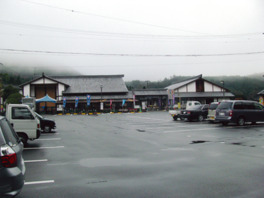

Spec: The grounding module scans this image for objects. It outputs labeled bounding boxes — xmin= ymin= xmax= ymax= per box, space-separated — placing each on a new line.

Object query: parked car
xmin=5 ymin=104 xmax=41 ymax=145
xmin=215 ymin=100 xmax=264 ymax=126
xmin=0 ymin=116 xmax=26 ymax=197
xmin=207 ymin=102 xmax=220 ymax=122
xmin=185 ymin=101 xmax=201 ymax=110
xmin=35 ymin=112 xmax=56 ymax=133
xmin=180 ymin=104 xmax=209 ymax=121
xmin=169 ymin=105 xmax=182 ymax=121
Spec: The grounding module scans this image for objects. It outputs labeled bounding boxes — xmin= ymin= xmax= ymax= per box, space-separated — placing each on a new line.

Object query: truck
xmin=5 ymin=104 xmax=41 ymax=145
xmin=21 ymin=97 xmax=36 ymax=111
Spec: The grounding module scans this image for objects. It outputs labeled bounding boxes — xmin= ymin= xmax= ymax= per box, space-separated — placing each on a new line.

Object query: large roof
xmin=52 ymin=75 xmax=128 ymax=94
xmin=174 ymin=92 xmax=235 ymax=98
xmin=133 ymin=89 xmax=167 ymax=96
xmin=165 ymin=74 xmax=202 ymax=90
xmin=258 ymin=90 xmax=264 ymax=95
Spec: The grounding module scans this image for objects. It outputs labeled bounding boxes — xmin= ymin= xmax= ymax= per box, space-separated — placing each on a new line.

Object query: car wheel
xmin=173 ymin=115 xmax=178 ymax=121
xmin=237 ymin=117 xmax=245 ymax=126
xmin=198 ymin=115 xmax=203 ymax=122
xmin=44 ymin=126 xmax=51 ymax=133
xmin=222 ymin=122 xmax=228 ymax=126
xmin=18 ymin=134 xmax=28 ymax=146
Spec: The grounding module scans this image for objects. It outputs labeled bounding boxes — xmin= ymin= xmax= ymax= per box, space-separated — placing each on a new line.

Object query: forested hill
xmin=126 ymin=75 xmax=264 ymax=100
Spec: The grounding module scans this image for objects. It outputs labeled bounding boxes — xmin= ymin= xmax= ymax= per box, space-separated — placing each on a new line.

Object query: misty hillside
xmin=0 ymin=64 xmax=80 ymax=79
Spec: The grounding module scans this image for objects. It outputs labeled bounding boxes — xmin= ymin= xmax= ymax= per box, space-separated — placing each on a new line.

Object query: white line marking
xmin=24 ymin=146 xmax=64 ymax=150
xmin=25 ymin=180 xmax=54 ymax=185
xmin=37 ymin=138 xmax=61 ymax=141
xmin=25 ymin=159 xmax=48 ymax=163
xmin=41 ymin=133 xmax=60 ymax=135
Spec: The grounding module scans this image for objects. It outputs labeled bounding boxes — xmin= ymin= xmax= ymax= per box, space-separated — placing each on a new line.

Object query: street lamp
xmin=220 ymin=81 xmax=225 ymax=97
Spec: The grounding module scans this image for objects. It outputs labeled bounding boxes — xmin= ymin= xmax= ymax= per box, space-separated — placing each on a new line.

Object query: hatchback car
xmin=35 ymin=112 xmax=56 ymax=133
xmin=215 ymin=100 xmax=264 ymax=126
xmin=0 ymin=116 xmax=25 ymax=197
xmin=180 ymin=104 xmax=209 ymax=122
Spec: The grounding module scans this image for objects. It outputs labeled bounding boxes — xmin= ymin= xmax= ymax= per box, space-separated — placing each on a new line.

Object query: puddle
xmin=190 ymin=140 xmax=209 ymax=144
xmin=137 ymin=129 xmax=146 ymax=132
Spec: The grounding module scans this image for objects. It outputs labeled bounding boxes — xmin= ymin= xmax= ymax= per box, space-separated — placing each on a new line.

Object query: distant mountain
xmin=0 ymin=64 xmax=80 ymax=78
xmin=247 ymin=72 xmax=264 ymax=79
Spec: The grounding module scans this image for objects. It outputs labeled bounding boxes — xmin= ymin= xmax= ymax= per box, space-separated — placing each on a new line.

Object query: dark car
xmin=0 ymin=116 xmax=26 ymax=197
xmin=180 ymin=104 xmax=209 ymax=121
xmin=215 ymin=100 xmax=264 ymax=126
xmin=35 ymin=112 xmax=56 ymax=133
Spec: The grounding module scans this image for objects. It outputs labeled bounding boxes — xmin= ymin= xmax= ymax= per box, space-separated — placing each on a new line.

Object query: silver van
xmin=215 ymin=100 xmax=264 ymax=126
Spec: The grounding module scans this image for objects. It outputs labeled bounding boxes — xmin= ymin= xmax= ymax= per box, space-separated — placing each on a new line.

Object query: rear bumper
xmin=215 ymin=116 xmax=232 ymax=123
xmin=37 ymin=129 xmax=41 ymax=138
xmin=0 ymin=166 xmax=25 ymax=197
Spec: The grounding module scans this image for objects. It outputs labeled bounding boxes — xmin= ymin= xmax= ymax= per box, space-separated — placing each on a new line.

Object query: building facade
xmin=20 ymin=74 xmax=134 ymax=114
xmin=19 ymin=74 xmax=235 ymax=114
xmin=165 ymin=74 xmax=234 ymax=108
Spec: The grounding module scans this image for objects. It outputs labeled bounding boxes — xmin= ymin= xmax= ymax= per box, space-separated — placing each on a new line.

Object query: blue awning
xmin=36 ymin=95 xmax=56 ymax=103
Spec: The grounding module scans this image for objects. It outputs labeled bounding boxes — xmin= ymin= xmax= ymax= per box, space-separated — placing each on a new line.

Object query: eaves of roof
xmin=19 ymin=74 xmax=70 ymax=87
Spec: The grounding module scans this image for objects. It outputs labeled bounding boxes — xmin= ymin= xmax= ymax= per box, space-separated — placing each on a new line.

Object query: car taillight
xmin=1 ymin=145 xmax=17 ymax=168
xmin=229 ymin=110 xmax=233 ymax=117
xmin=187 ymin=111 xmax=191 ymax=115
xmin=37 ymin=123 xmax=40 ymax=128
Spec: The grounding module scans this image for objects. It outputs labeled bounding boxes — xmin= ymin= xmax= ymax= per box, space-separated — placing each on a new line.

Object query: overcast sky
xmin=0 ymin=0 xmax=264 ymax=81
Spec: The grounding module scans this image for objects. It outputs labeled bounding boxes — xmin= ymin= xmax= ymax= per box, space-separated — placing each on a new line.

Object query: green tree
xmin=6 ymin=92 xmax=23 ymax=104
xmin=3 ymin=85 xmax=19 ymax=101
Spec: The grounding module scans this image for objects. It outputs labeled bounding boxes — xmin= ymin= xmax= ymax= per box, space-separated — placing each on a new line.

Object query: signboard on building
xmin=167 ymin=89 xmax=175 ymax=100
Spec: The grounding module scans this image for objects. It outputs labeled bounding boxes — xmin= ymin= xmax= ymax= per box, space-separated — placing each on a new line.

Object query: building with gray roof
xmin=19 ymin=73 xmax=235 ymax=113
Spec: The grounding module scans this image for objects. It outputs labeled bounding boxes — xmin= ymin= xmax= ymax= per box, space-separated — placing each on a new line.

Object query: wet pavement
xmin=18 ymin=112 xmax=264 ymax=198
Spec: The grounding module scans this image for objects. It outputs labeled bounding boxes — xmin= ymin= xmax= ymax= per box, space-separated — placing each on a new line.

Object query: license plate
xmin=219 ymin=112 xmax=225 ymax=116
xmin=210 ymin=116 xmax=215 ymax=120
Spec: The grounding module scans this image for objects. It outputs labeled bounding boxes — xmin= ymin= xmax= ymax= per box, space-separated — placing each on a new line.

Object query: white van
xmin=186 ymin=101 xmax=201 ymax=110
xmin=5 ymin=104 xmax=41 ymax=144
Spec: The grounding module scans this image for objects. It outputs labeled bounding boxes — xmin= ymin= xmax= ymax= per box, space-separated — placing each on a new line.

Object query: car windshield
xmin=34 ymin=112 xmax=43 ymax=119
xmin=209 ymin=103 xmax=218 ymax=110
xmin=217 ymin=102 xmax=233 ymax=110
xmin=189 ymin=105 xmax=202 ymax=110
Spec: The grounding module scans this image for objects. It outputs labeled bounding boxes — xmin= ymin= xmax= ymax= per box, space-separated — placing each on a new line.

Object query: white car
xmin=207 ymin=102 xmax=220 ymax=122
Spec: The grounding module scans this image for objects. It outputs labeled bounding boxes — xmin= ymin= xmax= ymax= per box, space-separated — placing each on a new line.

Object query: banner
xmin=75 ymin=97 xmax=79 ymax=108
xmin=63 ymin=97 xmax=66 ymax=108
xmin=167 ymin=89 xmax=174 ymax=100
xmin=87 ymin=95 xmax=91 ymax=106
xmin=260 ymin=96 xmax=264 ymax=105
xmin=110 ymin=100 xmax=113 ymax=109
xmin=122 ymin=99 xmax=126 ymax=107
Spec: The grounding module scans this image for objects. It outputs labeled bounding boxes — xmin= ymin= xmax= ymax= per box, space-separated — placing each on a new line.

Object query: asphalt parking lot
xmin=17 ymin=111 xmax=264 ymax=198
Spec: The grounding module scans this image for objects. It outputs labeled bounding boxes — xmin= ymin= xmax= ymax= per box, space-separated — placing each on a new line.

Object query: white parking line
xmin=25 ymin=180 xmax=55 ymax=185
xmin=25 ymin=159 xmax=48 ymax=163
xmin=41 ymin=133 xmax=60 ymax=135
xmin=24 ymin=146 xmax=64 ymax=150
xmin=37 ymin=138 xmax=61 ymax=141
